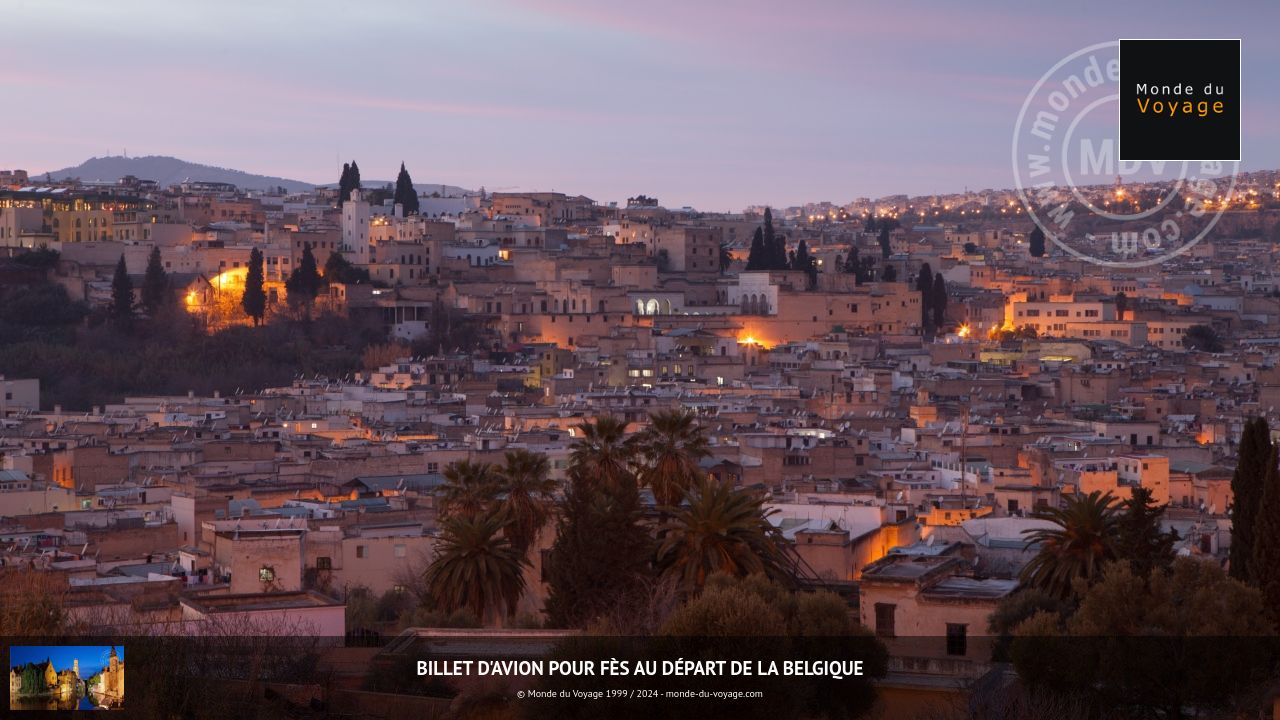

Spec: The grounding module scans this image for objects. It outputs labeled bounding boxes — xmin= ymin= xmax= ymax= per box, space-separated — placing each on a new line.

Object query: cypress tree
xmin=1254 ymin=443 xmax=1280 ymax=618
xmin=285 ymin=242 xmax=323 ymax=306
xmin=931 ymin=274 xmax=948 ymax=327
xmin=349 ymin=160 xmax=361 ymax=195
xmin=338 ymin=162 xmax=352 ymax=203
xmin=882 ymin=263 xmax=898 ymax=282
xmin=763 ymin=208 xmax=784 ymax=270
xmin=544 ymin=475 xmax=653 ymax=628
xmin=746 ymin=227 xmax=765 ymax=271
xmin=109 ymin=254 xmax=133 ymax=321
xmin=393 ymin=162 xmax=420 ymax=215
xmin=878 ymin=225 xmax=891 ymax=259
xmin=1231 ymin=417 xmax=1273 ymax=582
xmin=1029 ymin=226 xmax=1046 ymax=257
xmin=242 ymin=247 xmax=266 ymax=325
xmin=916 ymin=263 xmax=934 ymax=330
xmin=141 ymin=245 xmax=169 ymax=314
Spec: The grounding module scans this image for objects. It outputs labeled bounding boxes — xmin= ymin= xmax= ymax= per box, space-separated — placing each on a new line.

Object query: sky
xmin=3 ymin=0 xmax=1277 ymax=210
xmin=10 ymin=645 xmax=123 ymax=678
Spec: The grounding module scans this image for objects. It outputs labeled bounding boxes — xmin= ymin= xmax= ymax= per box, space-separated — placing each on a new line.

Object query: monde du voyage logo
xmin=1012 ymin=39 xmax=1241 ymax=267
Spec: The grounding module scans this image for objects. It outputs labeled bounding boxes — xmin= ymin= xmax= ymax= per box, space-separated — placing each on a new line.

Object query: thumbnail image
xmin=9 ymin=646 xmax=124 ymax=711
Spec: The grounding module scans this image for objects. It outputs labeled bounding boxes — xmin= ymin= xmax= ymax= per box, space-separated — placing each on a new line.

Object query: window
xmin=946 ymin=623 xmax=968 ymax=656
xmin=874 ymin=603 xmax=896 ymax=638
xmin=394 ymin=544 xmax=406 ymax=558
xmin=259 ymin=566 xmax=275 ymax=583
xmin=356 ymin=545 xmax=366 ymax=559
xmin=316 ymin=556 xmax=332 ymax=570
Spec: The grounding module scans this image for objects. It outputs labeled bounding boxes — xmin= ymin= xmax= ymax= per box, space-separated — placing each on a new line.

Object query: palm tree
xmin=568 ymin=416 xmax=637 ymax=496
xmin=1020 ymin=490 xmax=1121 ymax=599
xmin=636 ymin=409 xmax=710 ymax=508
xmin=495 ymin=448 xmax=557 ymax=554
xmin=438 ymin=460 xmax=499 ymax=519
xmin=425 ymin=510 xmax=528 ymax=622
xmin=656 ymin=478 xmax=788 ymax=593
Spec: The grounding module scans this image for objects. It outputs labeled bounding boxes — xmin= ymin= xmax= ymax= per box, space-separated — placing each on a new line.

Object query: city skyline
xmin=6 ymin=0 xmax=1279 ymax=210
xmin=9 ymin=646 xmax=123 ymax=679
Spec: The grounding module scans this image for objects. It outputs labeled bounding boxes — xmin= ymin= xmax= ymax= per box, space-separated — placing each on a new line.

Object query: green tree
xmin=567 ymin=416 xmax=637 ymax=496
xmin=285 ymin=242 xmax=323 ymax=306
xmin=495 ymin=448 xmax=557 ymax=555
xmin=718 ymin=243 xmax=733 ymax=273
xmin=745 ymin=227 xmax=766 ymax=271
xmin=931 ymin=273 xmax=948 ymax=328
xmin=544 ymin=470 xmax=653 ymax=628
xmin=141 ymin=246 xmax=169 ymax=314
xmin=424 ymin=510 xmax=528 ymax=622
xmin=1231 ymin=416 xmax=1271 ymax=582
xmin=438 ymin=459 xmax=499 ymax=520
xmin=635 ymin=409 xmax=709 ymax=508
xmin=109 ymin=254 xmax=133 ymax=322
xmin=1029 ymin=225 xmax=1046 ymax=257
xmin=1183 ymin=324 xmax=1224 ymax=352
xmin=393 ymin=162 xmax=420 ymax=215
xmin=881 ymin=263 xmax=897 ymax=282
xmin=656 ymin=478 xmax=789 ymax=594
xmin=241 ymin=247 xmax=266 ymax=326
xmin=338 ymin=160 xmax=362 ymax=203
xmin=963 ymin=241 xmax=978 ymax=254
xmin=1114 ymin=486 xmax=1177 ymax=578
xmin=1020 ymin=491 xmax=1120 ymax=599
xmin=323 ymin=250 xmax=371 ymax=285
xmin=1011 ymin=560 xmax=1276 ymax=719
xmin=916 ymin=263 xmax=934 ymax=330
xmin=878 ymin=225 xmax=891 ymax=259
xmin=1252 ymin=443 xmax=1280 ymax=617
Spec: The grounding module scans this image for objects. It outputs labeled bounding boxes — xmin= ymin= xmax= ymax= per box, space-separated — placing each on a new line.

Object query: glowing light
xmin=957 ymin=324 xmax=972 ymax=338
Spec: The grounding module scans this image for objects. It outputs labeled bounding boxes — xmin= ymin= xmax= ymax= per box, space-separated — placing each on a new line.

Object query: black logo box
xmin=1119 ymin=39 xmax=1241 ymax=162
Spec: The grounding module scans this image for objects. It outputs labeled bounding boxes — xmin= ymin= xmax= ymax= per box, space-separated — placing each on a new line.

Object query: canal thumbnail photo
xmin=9 ymin=645 xmax=124 ymax=711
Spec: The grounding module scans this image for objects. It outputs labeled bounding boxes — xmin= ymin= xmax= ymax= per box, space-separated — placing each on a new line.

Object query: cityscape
xmin=4 ymin=2 xmax=1280 ymax=719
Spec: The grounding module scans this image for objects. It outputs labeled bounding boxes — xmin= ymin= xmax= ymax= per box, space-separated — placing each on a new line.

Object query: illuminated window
xmin=259 ymin=566 xmax=275 ymax=582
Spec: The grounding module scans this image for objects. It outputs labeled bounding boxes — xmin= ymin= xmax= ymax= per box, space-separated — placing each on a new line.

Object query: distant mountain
xmin=42 ymin=155 xmax=474 ymax=197
xmin=43 ymin=155 xmax=316 ymax=193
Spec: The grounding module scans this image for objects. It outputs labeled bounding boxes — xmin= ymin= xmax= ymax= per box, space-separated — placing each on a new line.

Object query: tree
xmin=438 ymin=460 xmax=500 ymax=520
xmin=1230 ymin=416 xmax=1271 ymax=582
xmin=1011 ymin=560 xmax=1275 ymax=719
xmin=1114 ymin=291 xmax=1128 ymax=318
xmin=881 ymin=263 xmax=897 ymax=282
xmin=424 ymin=510 xmax=528 ymax=622
xmin=285 ymin=242 xmax=323 ymax=306
xmin=495 ymin=449 xmax=557 ymax=555
xmin=635 ymin=409 xmax=709 ymax=508
xmin=1029 ymin=225 xmax=1046 ymax=257
xmin=916 ymin=263 xmax=934 ymax=330
xmin=109 ymin=254 xmax=133 ymax=322
xmin=141 ymin=246 xmax=169 ymax=314
xmin=763 ymin=207 xmax=786 ymax=270
xmin=963 ymin=241 xmax=978 ymax=254
xmin=1020 ymin=491 xmax=1120 ymax=599
xmin=338 ymin=160 xmax=362 ymax=203
xmin=544 ymin=470 xmax=653 ymax=628
xmin=1252 ymin=443 xmax=1280 ymax=617
xmin=1183 ymin=324 xmax=1224 ymax=352
xmin=745 ymin=227 xmax=766 ymax=271
xmin=323 ymin=250 xmax=371 ymax=285
xmin=931 ymin=273 xmax=948 ymax=328
xmin=393 ymin=162 xmax=419 ymax=215
xmin=567 ymin=416 xmax=637 ymax=496
xmin=878 ymin=225 xmax=891 ymax=259
xmin=656 ymin=478 xmax=790 ymax=594
xmin=1114 ymin=486 xmax=1177 ymax=578
xmin=241 ymin=247 xmax=266 ymax=326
